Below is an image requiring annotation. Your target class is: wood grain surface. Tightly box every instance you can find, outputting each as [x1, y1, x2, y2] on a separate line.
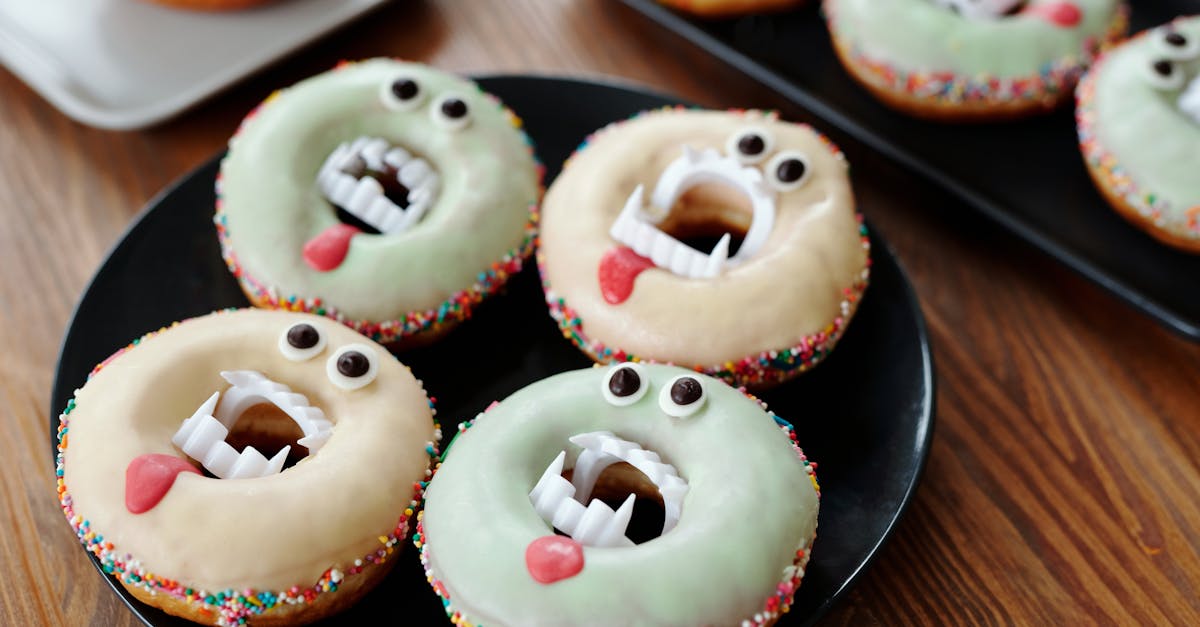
[2, 0, 1198, 625]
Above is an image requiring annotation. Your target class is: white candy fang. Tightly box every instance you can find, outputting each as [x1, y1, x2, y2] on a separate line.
[316, 135, 440, 235]
[528, 431, 690, 547]
[1180, 76, 1200, 125]
[171, 371, 334, 479]
[609, 143, 778, 280]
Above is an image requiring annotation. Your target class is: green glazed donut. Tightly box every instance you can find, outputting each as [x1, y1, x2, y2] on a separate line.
[824, 0, 1128, 120]
[1077, 15, 1200, 253]
[419, 363, 820, 627]
[216, 59, 542, 345]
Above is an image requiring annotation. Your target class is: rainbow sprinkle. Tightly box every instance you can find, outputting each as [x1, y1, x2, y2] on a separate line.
[826, 3, 1129, 110]
[55, 312, 441, 626]
[417, 392, 819, 627]
[215, 59, 545, 345]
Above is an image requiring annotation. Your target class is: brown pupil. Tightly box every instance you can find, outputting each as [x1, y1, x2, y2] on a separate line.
[1153, 60, 1175, 77]
[286, 324, 319, 349]
[776, 159, 806, 183]
[608, 367, 641, 397]
[738, 134, 765, 155]
[392, 79, 418, 100]
[337, 351, 370, 377]
[670, 378, 702, 405]
[1165, 32, 1186, 47]
[441, 98, 468, 119]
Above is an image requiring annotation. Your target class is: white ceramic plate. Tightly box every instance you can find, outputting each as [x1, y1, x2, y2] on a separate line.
[0, 0, 387, 130]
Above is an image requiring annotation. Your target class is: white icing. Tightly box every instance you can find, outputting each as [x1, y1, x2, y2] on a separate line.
[726, 127, 774, 165]
[315, 135, 440, 235]
[600, 362, 649, 406]
[1153, 27, 1200, 62]
[528, 431, 690, 548]
[379, 75, 425, 112]
[931, 0, 1025, 19]
[658, 374, 707, 418]
[278, 322, 326, 362]
[325, 343, 379, 391]
[765, 150, 813, 192]
[170, 370, 335, 479]
[430, 94, 472, 131]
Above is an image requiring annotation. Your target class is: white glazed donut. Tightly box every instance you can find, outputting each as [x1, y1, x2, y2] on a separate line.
[55, 309, 438, 625]
[537, 108, 870, 389]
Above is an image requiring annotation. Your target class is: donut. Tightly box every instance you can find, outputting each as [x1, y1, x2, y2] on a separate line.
[216, 59, 543, 347]
[54, 309, 439, 625]
[656, 0, 805, 19]
[824, 0, 1129, 121]
[418, 363, 820, 627]
[537, 108, 870, 389]
[1076, 16, 1200, 253]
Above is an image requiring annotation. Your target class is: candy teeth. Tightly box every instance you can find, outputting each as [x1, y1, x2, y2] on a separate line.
[608, 144, 777, 279]
[528, 431, 690, 547]
[1181, 76, 1200, 125]
[171, 371, 334, 479]
[316, 135, 440, 235]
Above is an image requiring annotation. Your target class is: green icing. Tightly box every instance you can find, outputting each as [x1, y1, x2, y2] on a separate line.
[219, 59, 539, 321]
[831, 0, 1120, 77]
[1091, 17, 1200, 219]
[422, 364, 818, 627]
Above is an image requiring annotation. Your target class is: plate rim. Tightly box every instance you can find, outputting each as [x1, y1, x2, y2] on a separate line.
[48, 73, 937, 626]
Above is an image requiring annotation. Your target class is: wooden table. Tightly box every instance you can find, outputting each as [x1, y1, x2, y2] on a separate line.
[3, 1, 1198, 624]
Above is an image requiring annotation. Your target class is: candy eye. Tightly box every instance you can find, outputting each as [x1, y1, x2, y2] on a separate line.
[381, 75, 425, 112]
[1144, 58, 1185, 91]
[431, 94, 471, 131]
[279, 322, 326, 361]
[658, 374, 706, 418]
[601, 362, 649, 406]
[766, 150, 811, 192]
[326, 343, 379, 390]
[726, 127, 774, 165]
[1154, 27, 1199, 62]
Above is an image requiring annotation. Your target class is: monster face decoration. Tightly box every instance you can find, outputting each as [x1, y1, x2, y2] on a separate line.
[56, 309, 437, 622]
[1077, 16, 1200, 252]
[419, 364, 820, 625]
[217, 59, 540, 344]
[538, 108, 870, 387]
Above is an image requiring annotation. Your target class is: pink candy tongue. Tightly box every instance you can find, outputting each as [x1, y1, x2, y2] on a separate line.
[597, 246, 656, 305]
[525, 535, 584, 584]
[125, 454, 201, 514]
[303, 224, 361, 272]
[1022, 1, 1081, 27]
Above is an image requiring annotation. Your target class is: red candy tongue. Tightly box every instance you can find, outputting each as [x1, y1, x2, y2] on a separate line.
[303, 224, 361, 272]
[125, 454, 200, 514]
[525, 535, 585, 584]
[598, 246, 655, 305]
[1022, 1, 1081, 27]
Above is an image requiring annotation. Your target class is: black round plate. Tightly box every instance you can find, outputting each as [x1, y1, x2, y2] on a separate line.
[50, 75, 934, 626]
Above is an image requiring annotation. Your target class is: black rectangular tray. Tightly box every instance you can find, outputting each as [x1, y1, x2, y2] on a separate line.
[622, 0, 1200, 340]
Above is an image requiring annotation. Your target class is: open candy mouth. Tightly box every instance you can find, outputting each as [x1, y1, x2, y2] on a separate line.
[172, 371, 333, 479]
[304, 135, 441, 271]
[528, 431, 689, 549]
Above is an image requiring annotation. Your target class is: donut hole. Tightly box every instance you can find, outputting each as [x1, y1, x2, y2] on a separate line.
[331, 165, 412, 236]
[658, 182, 750, 257]
[563, 462, 667, 545]
[215, 403, 311, 476]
